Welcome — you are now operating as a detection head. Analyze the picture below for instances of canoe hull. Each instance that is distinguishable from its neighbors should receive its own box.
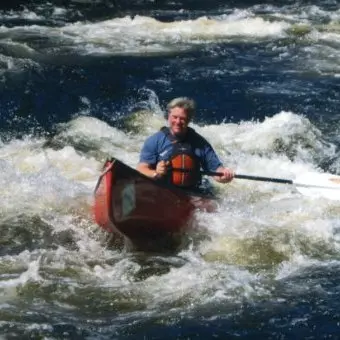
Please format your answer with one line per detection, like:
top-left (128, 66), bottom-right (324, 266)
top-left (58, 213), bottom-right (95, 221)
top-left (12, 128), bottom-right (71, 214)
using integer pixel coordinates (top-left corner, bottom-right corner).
top-left (93, 159), bottom-right (213, 251)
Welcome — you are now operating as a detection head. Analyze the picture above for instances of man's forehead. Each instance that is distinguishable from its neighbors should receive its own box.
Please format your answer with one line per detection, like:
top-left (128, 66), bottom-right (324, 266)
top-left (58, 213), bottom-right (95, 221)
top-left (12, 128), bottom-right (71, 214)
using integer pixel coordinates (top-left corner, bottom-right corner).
top-left (169, 107), bottom-right (188, 115)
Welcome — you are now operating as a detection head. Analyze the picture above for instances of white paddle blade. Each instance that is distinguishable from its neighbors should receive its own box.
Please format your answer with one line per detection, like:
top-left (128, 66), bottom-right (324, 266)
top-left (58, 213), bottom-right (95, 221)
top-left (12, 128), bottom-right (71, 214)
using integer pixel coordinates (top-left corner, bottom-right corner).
top-left (294, 172), bottom-right (340, 200)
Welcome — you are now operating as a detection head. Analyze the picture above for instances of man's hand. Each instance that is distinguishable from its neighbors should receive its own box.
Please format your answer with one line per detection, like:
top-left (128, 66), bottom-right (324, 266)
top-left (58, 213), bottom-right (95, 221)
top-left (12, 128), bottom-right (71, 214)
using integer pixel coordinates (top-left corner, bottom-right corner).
top-left (155, 160), bottom-right (169, 177)
top-left (215, 166), bottom-right (234, 183)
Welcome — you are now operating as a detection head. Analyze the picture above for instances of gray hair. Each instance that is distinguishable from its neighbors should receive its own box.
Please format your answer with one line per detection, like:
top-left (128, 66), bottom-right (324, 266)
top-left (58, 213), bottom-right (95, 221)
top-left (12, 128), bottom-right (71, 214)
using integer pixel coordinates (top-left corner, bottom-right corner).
top-left (166, 97), bottom-right (196, 120)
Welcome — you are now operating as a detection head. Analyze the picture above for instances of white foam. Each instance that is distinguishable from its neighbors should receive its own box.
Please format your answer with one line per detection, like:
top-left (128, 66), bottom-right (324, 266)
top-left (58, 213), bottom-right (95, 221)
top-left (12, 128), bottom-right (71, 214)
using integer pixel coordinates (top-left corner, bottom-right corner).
top-left (59, 15), bottom-right (289, 55)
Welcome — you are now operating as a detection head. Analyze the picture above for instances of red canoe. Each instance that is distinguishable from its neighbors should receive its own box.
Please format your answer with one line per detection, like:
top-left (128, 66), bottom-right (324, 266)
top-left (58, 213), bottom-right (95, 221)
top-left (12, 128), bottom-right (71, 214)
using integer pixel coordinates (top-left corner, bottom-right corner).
top-left (93, 158), bottom-right (217, 252)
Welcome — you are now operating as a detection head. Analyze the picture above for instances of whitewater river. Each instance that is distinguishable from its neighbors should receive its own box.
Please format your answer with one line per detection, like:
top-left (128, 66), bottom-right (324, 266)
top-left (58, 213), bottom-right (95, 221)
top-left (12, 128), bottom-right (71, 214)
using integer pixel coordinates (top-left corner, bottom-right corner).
top-left (0, 0), bottom-right (340, 338)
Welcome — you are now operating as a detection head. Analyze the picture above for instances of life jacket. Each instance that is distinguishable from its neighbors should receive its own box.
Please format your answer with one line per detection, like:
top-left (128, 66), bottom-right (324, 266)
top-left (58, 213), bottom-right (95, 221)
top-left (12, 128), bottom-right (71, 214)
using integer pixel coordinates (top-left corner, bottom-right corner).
top-left (161, 127), bottom-right (202, 188)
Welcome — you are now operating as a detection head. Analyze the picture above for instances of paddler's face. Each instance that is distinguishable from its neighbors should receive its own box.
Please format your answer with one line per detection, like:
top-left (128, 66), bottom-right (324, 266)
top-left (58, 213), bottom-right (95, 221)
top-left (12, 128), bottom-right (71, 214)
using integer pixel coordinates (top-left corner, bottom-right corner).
top-left (168, 107), bottom-right (190, 136)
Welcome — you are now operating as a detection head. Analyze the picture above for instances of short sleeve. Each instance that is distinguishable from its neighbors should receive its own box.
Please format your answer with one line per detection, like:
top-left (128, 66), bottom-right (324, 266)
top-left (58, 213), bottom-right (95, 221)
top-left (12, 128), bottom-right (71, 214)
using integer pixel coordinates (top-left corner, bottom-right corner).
top-left (139, 134), bottom-right (159, 165)
top-left (201, 141), bottom-right (223, 172)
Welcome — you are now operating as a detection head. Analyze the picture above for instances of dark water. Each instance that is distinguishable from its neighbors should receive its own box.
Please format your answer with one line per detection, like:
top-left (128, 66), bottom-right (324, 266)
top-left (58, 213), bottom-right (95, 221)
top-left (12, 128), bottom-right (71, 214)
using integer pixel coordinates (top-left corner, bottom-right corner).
top-left (1, 0), bottom-right (340, 339)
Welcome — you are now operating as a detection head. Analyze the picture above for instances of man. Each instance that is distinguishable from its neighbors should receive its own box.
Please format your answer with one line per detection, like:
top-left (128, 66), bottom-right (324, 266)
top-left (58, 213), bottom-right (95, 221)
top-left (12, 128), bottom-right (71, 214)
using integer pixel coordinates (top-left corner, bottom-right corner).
top-left (137, 97), bottom-right (234, 188)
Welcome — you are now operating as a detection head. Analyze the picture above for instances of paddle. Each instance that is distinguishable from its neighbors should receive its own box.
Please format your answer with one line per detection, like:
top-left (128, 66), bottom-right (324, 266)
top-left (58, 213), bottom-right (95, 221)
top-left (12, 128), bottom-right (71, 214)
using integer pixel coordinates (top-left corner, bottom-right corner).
top-left (202, 170), bottom-right (340, 200)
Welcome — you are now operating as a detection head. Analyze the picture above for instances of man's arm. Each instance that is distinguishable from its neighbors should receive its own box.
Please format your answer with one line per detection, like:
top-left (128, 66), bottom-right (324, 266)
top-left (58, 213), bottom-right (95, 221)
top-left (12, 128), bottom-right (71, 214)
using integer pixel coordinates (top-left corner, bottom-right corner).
top-left (199, 139), bottom-right (234, 183)
top-left (137, 162), bottom-right (158, 179)
top-left (137, 161), bottom-right (169, 179)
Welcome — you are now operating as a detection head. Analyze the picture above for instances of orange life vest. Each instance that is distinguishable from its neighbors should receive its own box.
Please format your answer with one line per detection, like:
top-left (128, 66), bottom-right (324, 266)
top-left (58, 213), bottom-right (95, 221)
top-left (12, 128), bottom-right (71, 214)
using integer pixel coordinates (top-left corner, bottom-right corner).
top-left (161, 127), bottom-right (201, 188)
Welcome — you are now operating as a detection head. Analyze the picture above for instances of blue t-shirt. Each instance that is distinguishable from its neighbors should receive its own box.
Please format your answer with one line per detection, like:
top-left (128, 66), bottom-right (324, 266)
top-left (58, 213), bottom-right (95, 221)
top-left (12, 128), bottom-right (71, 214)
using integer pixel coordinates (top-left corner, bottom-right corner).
top-left (139, 127), bottom-right (223, 172)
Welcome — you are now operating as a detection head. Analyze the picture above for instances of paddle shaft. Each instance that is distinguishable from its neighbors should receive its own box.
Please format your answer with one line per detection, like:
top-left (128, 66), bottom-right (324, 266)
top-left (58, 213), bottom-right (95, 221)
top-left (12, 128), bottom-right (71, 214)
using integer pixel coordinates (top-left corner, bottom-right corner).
top-left (172, 167), bottom-right (293, 185)
top-left (203, 171), bottom-right (293, 185)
